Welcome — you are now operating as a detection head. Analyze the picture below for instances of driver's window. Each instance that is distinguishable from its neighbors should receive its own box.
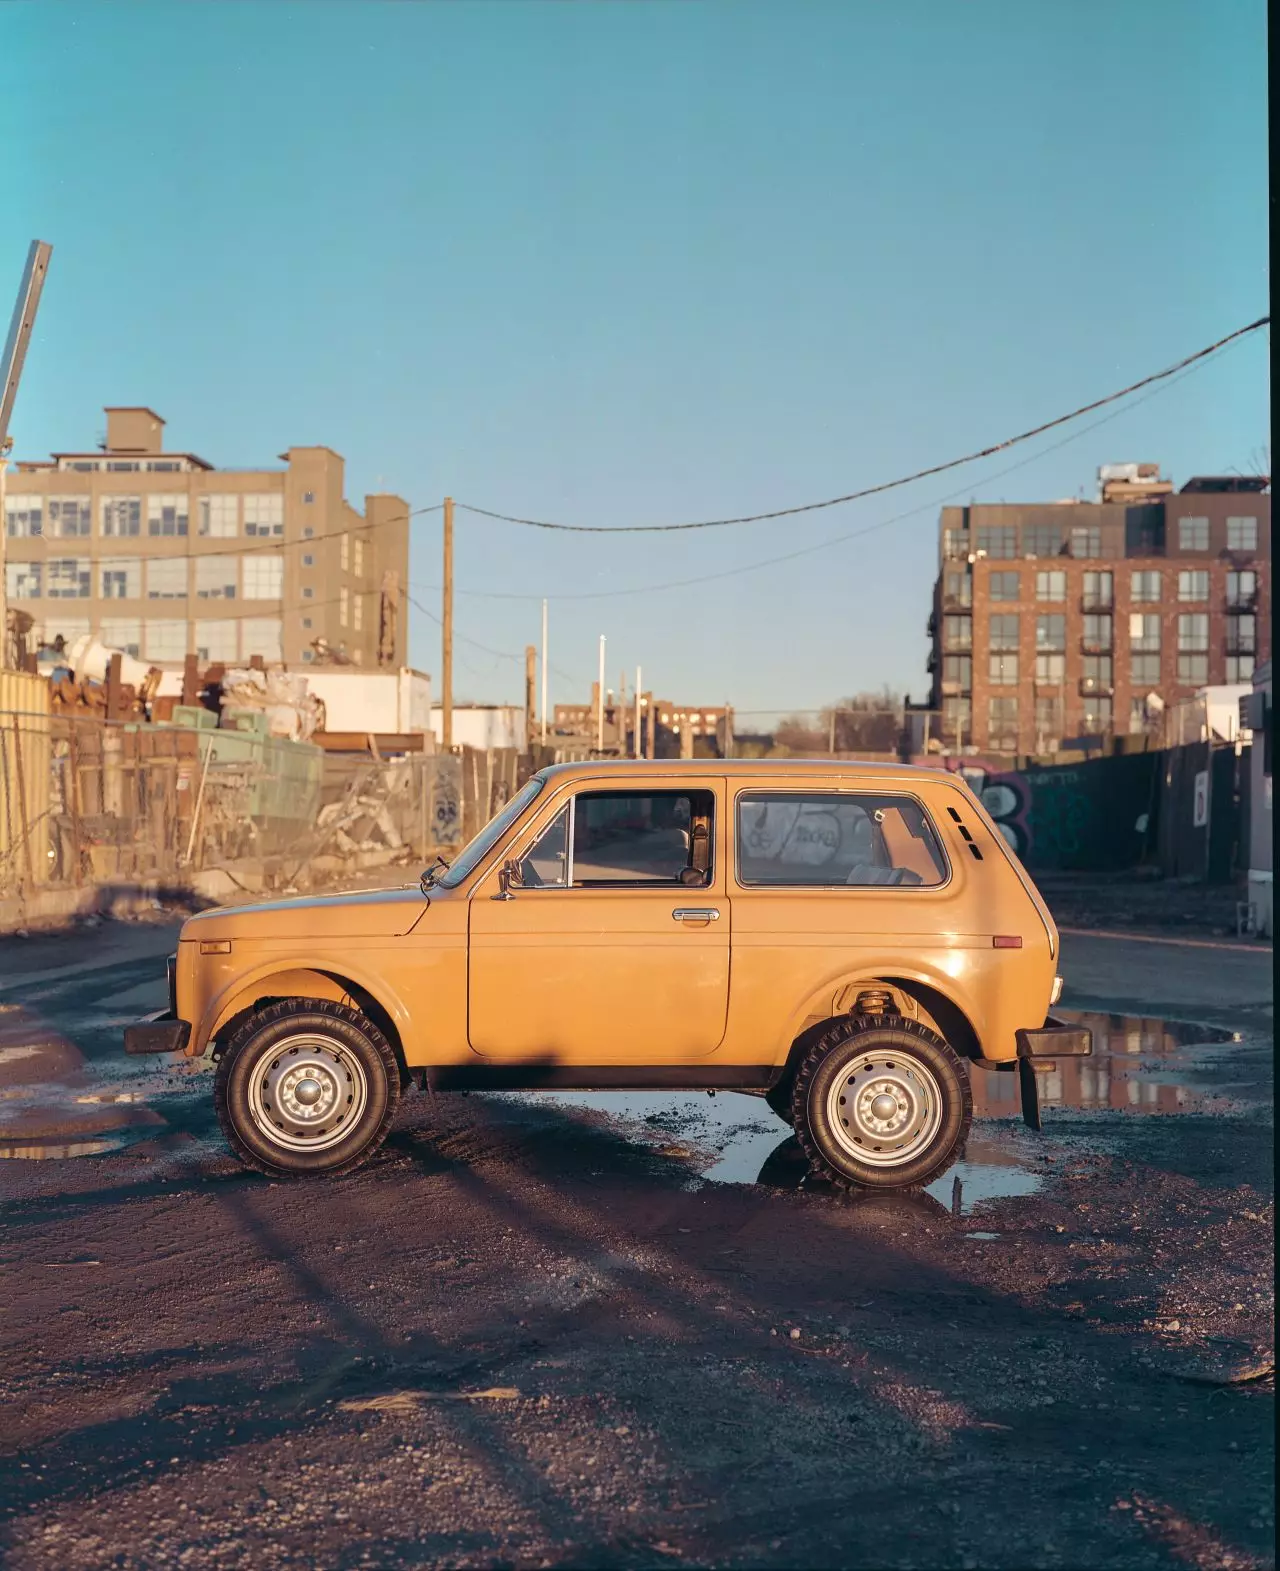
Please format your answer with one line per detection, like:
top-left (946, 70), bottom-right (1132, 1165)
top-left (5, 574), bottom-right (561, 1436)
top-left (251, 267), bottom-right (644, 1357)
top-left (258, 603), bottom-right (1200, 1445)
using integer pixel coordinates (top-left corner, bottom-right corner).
top-left (519, 806), bottom-right (570, 888)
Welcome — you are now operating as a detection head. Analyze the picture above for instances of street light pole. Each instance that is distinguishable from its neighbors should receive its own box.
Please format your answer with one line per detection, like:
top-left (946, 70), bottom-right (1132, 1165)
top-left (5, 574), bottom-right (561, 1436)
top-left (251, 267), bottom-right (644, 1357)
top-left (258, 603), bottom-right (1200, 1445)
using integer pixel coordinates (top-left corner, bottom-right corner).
top-left (596, 634), bottom-right (606, 752)
top-left (540, 597), bottom-right (548, 744)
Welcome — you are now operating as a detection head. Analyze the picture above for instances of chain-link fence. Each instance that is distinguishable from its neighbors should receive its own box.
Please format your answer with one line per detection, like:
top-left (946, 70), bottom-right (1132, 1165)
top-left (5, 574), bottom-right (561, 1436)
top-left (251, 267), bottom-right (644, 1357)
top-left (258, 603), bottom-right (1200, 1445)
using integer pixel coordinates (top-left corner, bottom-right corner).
top-left (1, 702), bottom-right (529, 901)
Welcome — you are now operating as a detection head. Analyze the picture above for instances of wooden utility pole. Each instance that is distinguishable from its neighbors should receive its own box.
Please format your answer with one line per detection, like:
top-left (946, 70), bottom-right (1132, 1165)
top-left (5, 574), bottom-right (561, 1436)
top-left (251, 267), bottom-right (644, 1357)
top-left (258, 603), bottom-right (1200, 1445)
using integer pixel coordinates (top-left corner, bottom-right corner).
top-left (540, 598), bottom-right (548, 743)
top-left (524, 644), bottom-right (536, 747)
top-left (442, 496), bottom-right (454, 750)
top-left (596, 635), bottom-right (605, 751)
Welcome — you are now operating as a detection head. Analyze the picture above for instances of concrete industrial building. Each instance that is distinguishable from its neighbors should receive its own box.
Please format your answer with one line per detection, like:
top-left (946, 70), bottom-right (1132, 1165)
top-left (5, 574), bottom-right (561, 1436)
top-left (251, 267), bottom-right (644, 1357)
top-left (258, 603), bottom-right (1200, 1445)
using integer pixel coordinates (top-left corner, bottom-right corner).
top-left (3, 406), bottom-right (409, 671)
top-left (926, 465), bottom-right (1271, 754)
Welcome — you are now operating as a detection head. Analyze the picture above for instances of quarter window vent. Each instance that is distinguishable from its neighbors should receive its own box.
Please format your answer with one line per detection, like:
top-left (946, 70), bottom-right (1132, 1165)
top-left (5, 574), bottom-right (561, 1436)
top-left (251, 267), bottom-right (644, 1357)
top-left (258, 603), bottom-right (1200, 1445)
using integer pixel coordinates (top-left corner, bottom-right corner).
top-left (946, 804), bottom-right (984, 861)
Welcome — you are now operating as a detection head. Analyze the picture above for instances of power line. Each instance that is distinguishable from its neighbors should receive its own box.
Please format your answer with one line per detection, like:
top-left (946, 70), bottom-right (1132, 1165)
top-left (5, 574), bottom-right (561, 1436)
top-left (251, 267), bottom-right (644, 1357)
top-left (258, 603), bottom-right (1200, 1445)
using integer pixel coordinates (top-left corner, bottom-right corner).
top-left (407, 341), bottom-right (1238, 606)
top-left (453, 315), bottom-right (1269, 534)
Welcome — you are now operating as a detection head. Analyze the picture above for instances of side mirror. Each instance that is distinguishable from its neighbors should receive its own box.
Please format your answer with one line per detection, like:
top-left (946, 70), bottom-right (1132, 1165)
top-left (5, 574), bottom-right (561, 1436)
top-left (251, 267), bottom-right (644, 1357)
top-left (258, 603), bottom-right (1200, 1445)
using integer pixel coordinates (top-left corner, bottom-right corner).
top-left (496, 857), bottom-right (523, 900)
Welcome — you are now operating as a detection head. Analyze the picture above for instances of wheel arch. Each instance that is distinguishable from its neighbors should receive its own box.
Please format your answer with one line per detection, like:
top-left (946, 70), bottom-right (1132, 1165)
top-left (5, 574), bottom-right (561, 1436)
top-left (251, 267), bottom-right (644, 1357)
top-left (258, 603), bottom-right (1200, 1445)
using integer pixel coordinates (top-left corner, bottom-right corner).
top-left (205, 966), bottom-right (410, 1086)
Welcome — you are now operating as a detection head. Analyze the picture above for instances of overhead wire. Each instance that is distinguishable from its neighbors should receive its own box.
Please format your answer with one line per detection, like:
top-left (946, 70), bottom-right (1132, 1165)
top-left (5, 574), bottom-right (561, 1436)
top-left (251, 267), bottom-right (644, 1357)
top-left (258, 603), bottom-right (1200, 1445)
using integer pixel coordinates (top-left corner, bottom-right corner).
top-left (451, 315), bottom-right (1269, 534)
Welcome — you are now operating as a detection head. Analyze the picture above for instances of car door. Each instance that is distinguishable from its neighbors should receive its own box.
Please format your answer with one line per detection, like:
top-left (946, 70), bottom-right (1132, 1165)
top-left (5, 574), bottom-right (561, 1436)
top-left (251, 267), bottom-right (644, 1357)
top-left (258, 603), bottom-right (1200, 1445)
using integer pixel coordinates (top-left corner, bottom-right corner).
top-left (468, 778), bottom-right (730, 1064)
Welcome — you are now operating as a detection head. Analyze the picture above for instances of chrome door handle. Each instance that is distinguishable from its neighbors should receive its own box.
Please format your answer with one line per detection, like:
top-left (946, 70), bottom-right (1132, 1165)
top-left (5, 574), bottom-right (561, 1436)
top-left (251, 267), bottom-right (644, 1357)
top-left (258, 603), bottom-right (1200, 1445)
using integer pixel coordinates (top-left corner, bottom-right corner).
top-left (673, 907), bottom-right (720, 922)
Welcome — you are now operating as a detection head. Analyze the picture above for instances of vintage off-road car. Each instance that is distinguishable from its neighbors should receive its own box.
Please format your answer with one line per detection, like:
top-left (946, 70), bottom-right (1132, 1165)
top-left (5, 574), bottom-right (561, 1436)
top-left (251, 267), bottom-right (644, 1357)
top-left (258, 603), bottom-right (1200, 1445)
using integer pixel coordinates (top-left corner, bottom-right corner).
top-left (125, 760), bottom-right (1090, 1189)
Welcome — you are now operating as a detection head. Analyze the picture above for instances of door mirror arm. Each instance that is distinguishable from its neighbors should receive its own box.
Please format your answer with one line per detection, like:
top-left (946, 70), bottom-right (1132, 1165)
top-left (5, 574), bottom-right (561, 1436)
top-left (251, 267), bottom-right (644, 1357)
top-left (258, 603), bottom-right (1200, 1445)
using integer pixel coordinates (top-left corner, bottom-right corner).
top-left (495, 858), bottom-right (523, 900)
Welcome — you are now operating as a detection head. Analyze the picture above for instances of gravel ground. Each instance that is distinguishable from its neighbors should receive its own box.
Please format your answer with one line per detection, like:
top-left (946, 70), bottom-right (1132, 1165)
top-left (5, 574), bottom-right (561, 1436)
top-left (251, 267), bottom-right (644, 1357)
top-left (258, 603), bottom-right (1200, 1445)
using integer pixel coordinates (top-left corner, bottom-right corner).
top-left (0, 919), bottom-right (1272, 1570)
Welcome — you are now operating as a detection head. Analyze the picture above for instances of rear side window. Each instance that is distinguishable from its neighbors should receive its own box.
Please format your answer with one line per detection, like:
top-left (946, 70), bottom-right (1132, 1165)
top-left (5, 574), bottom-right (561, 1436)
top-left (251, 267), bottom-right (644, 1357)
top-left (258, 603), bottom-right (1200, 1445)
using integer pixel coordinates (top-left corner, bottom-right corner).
top-left (736, 792), bottom-right (948, 888)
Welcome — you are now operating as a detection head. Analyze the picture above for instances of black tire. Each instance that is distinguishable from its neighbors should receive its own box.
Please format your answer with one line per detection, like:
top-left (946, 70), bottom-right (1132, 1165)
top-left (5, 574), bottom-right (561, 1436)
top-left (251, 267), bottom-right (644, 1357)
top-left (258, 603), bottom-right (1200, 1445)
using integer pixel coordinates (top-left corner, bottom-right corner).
top-left (214, 998), bottom-right (400, 1178)
top-left (791, 1015), bottom-right (971, 1191)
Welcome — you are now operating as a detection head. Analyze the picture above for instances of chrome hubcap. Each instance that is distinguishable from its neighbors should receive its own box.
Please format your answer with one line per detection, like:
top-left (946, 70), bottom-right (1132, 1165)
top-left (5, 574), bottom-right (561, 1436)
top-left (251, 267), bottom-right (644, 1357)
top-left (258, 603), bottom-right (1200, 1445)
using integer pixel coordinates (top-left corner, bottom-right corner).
top-left (247, 1035), bottom-right (368, 1153)
top-left (826, 1050), bottom-right (943, 1167)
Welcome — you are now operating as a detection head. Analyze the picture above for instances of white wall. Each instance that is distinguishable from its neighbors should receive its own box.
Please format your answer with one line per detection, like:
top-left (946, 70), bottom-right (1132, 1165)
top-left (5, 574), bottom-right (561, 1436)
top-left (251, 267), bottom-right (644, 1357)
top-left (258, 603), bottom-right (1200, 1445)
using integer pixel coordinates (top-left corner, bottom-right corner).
top-left (304, 668), bottom-right (432, 733)
top-left (429, 705), bottom-right (527, 751)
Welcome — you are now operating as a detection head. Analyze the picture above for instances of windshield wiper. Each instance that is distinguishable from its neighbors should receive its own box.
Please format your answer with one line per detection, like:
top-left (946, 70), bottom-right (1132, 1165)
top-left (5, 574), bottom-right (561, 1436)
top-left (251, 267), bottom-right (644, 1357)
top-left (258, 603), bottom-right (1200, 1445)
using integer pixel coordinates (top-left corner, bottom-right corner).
top-left (420, 855), bottom-right (449, 895)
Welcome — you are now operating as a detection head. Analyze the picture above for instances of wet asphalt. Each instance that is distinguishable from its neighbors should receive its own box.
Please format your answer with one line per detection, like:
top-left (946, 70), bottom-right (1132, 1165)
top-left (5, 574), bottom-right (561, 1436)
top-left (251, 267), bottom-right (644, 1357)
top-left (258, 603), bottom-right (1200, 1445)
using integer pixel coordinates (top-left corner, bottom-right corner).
top-left (0, 915), bottom-right (1273, 1569)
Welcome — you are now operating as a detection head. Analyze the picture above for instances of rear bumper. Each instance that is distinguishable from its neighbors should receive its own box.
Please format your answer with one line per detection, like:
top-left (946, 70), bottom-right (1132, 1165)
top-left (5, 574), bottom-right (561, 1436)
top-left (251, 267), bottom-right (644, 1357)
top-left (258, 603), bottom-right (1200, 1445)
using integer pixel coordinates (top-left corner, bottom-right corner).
top-left (124, 1011), bottom-right (191, 1056)
top-left (1016, 1016), bottom-right (1092, 1060)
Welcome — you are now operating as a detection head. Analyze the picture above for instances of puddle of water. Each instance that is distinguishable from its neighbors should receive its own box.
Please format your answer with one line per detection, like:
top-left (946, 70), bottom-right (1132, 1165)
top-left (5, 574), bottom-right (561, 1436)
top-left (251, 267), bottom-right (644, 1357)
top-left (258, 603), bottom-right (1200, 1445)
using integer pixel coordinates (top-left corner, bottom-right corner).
top-left (0, 1137), bottom-right (129, 1160)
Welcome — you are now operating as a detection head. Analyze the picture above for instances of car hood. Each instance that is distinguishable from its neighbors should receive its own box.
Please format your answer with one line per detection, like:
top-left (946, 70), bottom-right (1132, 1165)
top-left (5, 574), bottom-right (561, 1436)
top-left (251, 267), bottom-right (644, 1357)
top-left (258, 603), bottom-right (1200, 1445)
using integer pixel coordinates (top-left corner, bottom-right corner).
top-left (181, 886), bottom-right (427, 941)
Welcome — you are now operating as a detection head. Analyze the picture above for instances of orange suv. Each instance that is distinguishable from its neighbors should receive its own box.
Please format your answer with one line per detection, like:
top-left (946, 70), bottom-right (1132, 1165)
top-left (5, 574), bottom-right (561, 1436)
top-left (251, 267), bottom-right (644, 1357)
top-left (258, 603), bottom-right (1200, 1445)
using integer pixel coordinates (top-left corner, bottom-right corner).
top-left (126, 760), bottom-right (1090, 1189)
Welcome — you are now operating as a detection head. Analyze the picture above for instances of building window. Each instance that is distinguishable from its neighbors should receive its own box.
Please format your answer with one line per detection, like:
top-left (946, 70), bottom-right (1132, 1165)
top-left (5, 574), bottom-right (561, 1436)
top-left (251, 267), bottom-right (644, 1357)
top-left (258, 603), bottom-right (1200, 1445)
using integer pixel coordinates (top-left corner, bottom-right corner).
top-left (1035, 570), bottom-right (1066, 602)
top-left (303, 525), bottom-right (314, 539)
top-left (353, 538), bottom-right (365, 578)
top-left (988, 696), bottom-right (1019, 749)
top-left (5, 499), bottom-right (43, 537)
top-left (1226, 570), bottom-right (1257, 609)
top-left (988, 571), bottom-right (1019, 601)
top-left (106, 460), bottom-right (140, 473)
top-left (1226, 655), bottom-right (1255, 683)
top-left (146, 558), bottom-right (188, 599)
top-left (5, 561), bottom-right (41, 599)
top-left (48, 496), bottom-right (91, 537)
top-left (353, 593), bottom-right (364, 632)
top-left (975, 525), bottom-right (1016, 559)
top-left (1177, 570), bottom-right (1208, 602)
top-left (1177, 516), bottom-right (1209, 551)
top-left (339, 586), bottom-right (350, 626)
top-left (1081, 696), bottom-right (1113, 733)
top-left (101, 497), bottom-right (141, 537)
top-left (244, 494), bottom-right (284, 537)
top-left (100, 619), bottom-right (142, 657)
top-left (1177, 654), bottom-right (1208, 684)
top-left (144, 619), bottom-right (188, 662)
top-left (198, 495), bottom-right (239, 537)
top-left (1082, 613), bottom-right (1112, 650)
top-left (1177, 612), bottom-right (1208, 652)
top-left (302, 554), bottom-right (314, 568)
top-left (1082, 654), bottom-right (1113, 690)
top-left (942, 654), bottom-right (971, 690)
top-left (1035, 614), bottom-right (1065, 652)
top-left (243, 553), bottom-right (284, 599)
top-left (100, 559), bottom-right (142, 600)
top-left (942, 695), bottom-right (971, 739)
top-left (147, 494), bottom-right (189, 537)
top-left (1131, 653), bottom-right (1161, 684)
top-left (1082, 571), bottom-right (1112, 610)
top-left (1023, 523), bottom-right (1062, 559)
top-left (240, 617), bottom-right (283, 663)
top-left (194, 619), bottom-right (238, 662)
top-left (941, 526), bottom-right (969, 561)
top-left (303, 490), bottom-right (315, 504)
top-left (195, 557), bottom-right (238, 599)
top-left (943, 614), bottom-right (971, 651)
top-left (1130, 612), bottom-right (1161, 652)
top-left (302, 586), bottom-right (314, 599)
top-left (1226, 614), bottom-right (1256, 655)
top-left (1226, 516), bottom-right (1258, 551)
top-left (39, 615), bottom-right (90, 650)
top-left (1034, 694), bottom-right (1062, 746)
top-left (301, 617), bottom-right (312, 630)
top-left (1035, 653), bottom-right (1065, 683)
top-left (1069, 526), bottom-right (1101, 559)
top-left (47, 559), bottom-right (91, 599)
top-left (1130, 570), bottom-right (1161, 603)
top-left (943, 569), bottom-right (971, 606)
top-left (340, 533), bottom-right (350, 572)
top-left (989, 613), bottom-right (1020, 651)
top-left (988, 653), bottom-right (1018, 685)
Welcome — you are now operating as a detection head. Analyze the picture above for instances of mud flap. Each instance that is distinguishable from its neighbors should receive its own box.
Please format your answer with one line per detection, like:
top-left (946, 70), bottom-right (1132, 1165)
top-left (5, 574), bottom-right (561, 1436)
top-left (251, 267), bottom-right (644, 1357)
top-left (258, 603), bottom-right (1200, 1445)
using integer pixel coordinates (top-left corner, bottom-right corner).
top-left (1018, 1054), bottom-right (1042, 1133)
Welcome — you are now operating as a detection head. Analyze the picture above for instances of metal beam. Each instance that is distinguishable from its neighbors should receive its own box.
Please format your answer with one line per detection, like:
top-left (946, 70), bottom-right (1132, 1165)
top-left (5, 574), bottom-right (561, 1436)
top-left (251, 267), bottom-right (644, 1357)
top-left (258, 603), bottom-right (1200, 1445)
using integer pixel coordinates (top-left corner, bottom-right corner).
top-left (0, 241), bottom-right (53, 455)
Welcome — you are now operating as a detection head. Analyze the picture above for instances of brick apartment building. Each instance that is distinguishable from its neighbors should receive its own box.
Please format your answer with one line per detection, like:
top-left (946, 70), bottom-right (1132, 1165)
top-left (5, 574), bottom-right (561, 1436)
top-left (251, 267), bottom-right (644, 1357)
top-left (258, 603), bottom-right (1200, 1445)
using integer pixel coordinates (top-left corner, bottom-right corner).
top-left (2, 406), bottom-right (409, 670)
top-left (926, 465), bottom-right (1270, 754)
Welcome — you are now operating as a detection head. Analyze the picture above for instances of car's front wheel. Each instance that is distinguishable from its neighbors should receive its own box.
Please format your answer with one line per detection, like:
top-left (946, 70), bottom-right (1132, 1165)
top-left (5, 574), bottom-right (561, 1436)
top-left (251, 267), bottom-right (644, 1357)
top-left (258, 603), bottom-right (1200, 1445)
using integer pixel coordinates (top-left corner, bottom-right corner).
top-left (214, 999), bottom-right (400, 1177)
top-left (791, 1015), bottom-right (971, 1190)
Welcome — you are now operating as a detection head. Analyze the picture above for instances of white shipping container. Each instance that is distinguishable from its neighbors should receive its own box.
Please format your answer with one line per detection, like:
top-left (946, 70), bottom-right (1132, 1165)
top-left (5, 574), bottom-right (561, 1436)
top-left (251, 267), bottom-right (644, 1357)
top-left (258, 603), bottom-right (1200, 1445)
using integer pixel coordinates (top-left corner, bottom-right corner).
top-left (304, 668), bottom-right (432, 734)
top-left (430, 704), bottom-right (527, 752)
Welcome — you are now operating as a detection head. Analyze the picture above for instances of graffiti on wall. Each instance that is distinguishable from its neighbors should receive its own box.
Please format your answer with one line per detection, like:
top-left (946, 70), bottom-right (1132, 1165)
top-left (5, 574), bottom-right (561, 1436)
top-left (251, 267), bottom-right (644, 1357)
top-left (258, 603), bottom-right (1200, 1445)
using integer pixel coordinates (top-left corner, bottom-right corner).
top-left (944, 753), bottom-right (1157, 872)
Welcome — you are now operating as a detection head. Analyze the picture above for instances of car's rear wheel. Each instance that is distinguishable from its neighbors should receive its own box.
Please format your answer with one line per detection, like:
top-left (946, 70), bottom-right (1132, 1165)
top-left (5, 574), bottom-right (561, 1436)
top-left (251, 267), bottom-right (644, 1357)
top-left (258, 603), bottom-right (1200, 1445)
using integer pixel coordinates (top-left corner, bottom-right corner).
top-left (214, 999), bottom-right (399, 1177)
top-left (791, 1015), bottom-right (971, 1190)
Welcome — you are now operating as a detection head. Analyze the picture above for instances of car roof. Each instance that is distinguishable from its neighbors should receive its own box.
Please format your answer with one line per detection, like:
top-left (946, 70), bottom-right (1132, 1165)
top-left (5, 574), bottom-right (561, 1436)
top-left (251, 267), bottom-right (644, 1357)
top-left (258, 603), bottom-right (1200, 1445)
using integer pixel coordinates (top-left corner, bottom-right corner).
top-left (534, 758), bottom-right (964, 788)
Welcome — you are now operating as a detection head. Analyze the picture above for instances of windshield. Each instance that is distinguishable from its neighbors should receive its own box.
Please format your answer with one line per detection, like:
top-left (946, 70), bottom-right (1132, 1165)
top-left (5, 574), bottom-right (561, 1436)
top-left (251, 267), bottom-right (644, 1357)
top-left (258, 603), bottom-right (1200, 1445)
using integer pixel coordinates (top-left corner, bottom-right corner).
top-left (437, 777), bottom-right (544, 889)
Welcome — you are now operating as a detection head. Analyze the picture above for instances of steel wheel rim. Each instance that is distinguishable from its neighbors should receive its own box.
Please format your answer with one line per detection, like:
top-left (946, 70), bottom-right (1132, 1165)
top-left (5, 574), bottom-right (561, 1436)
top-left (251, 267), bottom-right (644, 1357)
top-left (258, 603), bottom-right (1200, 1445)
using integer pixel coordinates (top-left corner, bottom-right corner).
top-left (246, 1034), bottom-right (369, 1153)
top-left (825, 1049), bottom-right (943, 1167)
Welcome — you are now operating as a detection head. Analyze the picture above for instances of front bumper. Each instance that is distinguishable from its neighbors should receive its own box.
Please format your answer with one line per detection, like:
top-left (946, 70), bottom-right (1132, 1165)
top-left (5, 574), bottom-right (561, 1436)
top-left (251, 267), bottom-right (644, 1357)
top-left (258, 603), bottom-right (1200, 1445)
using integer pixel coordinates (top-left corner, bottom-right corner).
top-left (1016, 1015), bottom-right (1092, 1132)
top-left (124, 1011), bottom-right (191, 1056)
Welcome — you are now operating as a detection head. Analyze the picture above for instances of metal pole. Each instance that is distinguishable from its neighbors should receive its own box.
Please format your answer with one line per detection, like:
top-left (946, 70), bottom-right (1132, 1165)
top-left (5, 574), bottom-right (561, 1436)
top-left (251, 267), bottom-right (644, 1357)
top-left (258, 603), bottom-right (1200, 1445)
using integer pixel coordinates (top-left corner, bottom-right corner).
top-left (442, 497), bottom-right (454, 750)
top-left (596, 635), bottom-right (605, 751)
top-left (540, 597), bottom-right (548, 744)
top-left (635, 666), bottom-right (642, 759)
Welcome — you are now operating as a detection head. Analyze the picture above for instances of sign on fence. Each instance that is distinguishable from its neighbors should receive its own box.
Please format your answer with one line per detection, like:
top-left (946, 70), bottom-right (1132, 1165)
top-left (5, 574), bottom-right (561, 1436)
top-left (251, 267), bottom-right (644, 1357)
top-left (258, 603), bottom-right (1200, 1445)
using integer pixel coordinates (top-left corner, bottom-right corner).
top-left (1192, 770), bottom-right (1209, 828)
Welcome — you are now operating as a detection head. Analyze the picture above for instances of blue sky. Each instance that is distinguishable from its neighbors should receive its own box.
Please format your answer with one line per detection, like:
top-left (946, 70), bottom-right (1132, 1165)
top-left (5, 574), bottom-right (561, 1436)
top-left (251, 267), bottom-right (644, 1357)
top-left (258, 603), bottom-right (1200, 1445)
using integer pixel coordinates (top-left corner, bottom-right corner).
top-left (4, 0), bottom-right (1268, 718)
